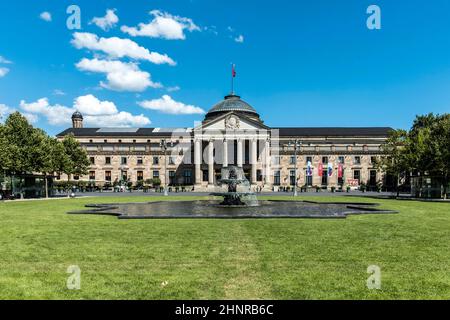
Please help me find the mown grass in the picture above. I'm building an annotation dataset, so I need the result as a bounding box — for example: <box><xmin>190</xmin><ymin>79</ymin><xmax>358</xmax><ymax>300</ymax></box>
<box><xmin>0</xmin><ymin>195</ymin><xmax>449</xmax><ymax>299</ymax></box>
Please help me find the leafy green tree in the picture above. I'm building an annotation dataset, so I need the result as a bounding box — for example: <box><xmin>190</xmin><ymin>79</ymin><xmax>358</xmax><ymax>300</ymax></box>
<box><xmin>375</xmin><ymin>129</ymin><xmax>410</xmax><ymax>197</ymax></box>
<box><xmin>62</xmin><ymin>134</ymin><xmax>90</xmax><ymax>193</ymax></box>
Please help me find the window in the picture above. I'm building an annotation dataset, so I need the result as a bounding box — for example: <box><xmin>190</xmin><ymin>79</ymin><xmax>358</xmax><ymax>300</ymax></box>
<box><xmin>306</xmin><ymin>156</ymin><xmax>312</xmax><ymax>164</ymax></box>
<box><xmin>153</xmin><ymin>157</ymin><xmax>159</xmax><ymax>165</ymax></box>
<box><xmin>89</xmin><ymin>171</ymin><xmax>95</xmax><ymax>180</ymax></box>
<box><xmin>153</xmin><ymin>171</ymin><xmax>160</xmax><ymax>179</ymax></box>
<box><xmin>121</xmin><ymin>157</ymin><xmax>127</xmax><ymax>165</ymax></box>
<box><xmin>137</xmin><ymin>171</ymin><xmax>144</xmax><ymax>181</ymax></box>
<box><xmin>184</xmin><ymin>170</ymin><xmax>193</xmax><ymax>185</ymax></box>
<box><xmin>169</xmin><ymin>156</ymin><xmax>176</xmax><ymax>165</ymax></box>
<box><xmin>338</xmin><ymin>156</ymin><xmax>345</xmax><ymax>164</ymax></box>
<box><xmin>274</xmin><ymin>171</ymin><xmax>281</xmax><ymax>186</ymax></box>
<box><xmin>369</xmin><ymin>170</ymin><xmax>377</xmax><ymax>186</ymax></box>
<box><xmin>169</xmin><ymin>171</ymin><xmax>175</xmax><ymax>185</ymax></box>
<box><xmin>105</xmin><ymin>157</ymin><xmax>111</xmax><ymax>165</ymax></box>
<box><xmin>105</xmin><ymin>171</ymin><xmax>112</xmax><ymax>182</ymax></box>
<box><xmin>322</xmin><ymin>156</ymin><xmax>328</xmax><ymax>164</ymax></box>
<box><xmin>203</xmin><ymin>170</ymin><xmax>208</xmax><ymax>182</ymax></box>
<box><xmin>74</xmin><ymin>175</ymin><xmax>80</xmax><ymax>181</ymax></box>
<box><xmin>290</xmin><ymin>170</ymin><xmax>296</xmax><ymax>186</ymax></box>
<box><xmin>290</xmin><ymin>156</ymin><xmax>296</xmax><ymax>165</ymax></box>
<box><xmin>306</xmin><ymin>173</ymin><xmax>313</xmax><ymax>187</ymax></box>
<box><xmin>273</xmin><ymin>156</ymin><xmax>280</xmax><ymax>165</ymax></box>
<box><xmin>137</xmin><ymin>157</ymin><xmax>143</xmax><ymax>165</ymax></box>
<box><xmin>354</xmin><ymin>156</ymin><xmax>361</xmax><ymax>165</ymax></box>
<box><xmin>322</xmin><ymin>170</ymin><xmax>328</xmax><ymax>186</ymax></box>
<box><xmin>121</xmin><ymin>171</ymin><xmax>128</xmax><ymax>182</ymax></box>
<box><xmin>354</xmin><ymin>170</ymin><xmax>361</xmax><ymax>184</ymax></box>
<box><xmin>371</xmin><ymin>156</ymin><xmax>376</xmax><ymax>164</ymax></box>
<box><xmin>257</xmin><ymin>170</ymin><xmax>263</xmax><ymax>182</ymax></box>
<box><xmin>90</xmin><ymin>157</ymin><xmax>95</xmax><ymax>165</ymax></box>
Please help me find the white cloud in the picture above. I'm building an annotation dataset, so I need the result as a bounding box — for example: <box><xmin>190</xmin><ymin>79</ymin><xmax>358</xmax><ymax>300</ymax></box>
<box><xmin>166</xmin><ymin>86</ymin><xmax>180</xmax><ymax>92</ymax></box>
<box><xmin>0</xmin><ymin>104</ymin><xmax>37</xmax><ymax>123</ymax></box>
<box><xmin>0</xmin><ymin>67</ymin><xmax>9</xmax><ymax>78</ymax></box>
<box><xmin>0</xmin><ymin>56</ymin><xmax>12</xmax><ymax>64</ymax></box>
<box><xmin>235</xmin><ymin>35</ymin><xmax>245</xmax><ymax>43</ymax></box>
<box><xmin>19</xmin><ymin>96</ymin><xmax>151</xmax><ymax>127</ymax></box>
<box><xmin>138</xmin><ymin>95</ymin><xmax>205</xmax><ymax>115</ymax></box>
<box><xmin>40</xmin><ymin>12</ymin><xmax>52</xmax><ymax>22</ymax></box>
<box><xmin>53</xmin><ymin>89</ymin><xmax>66</xmax><ymax>96</ymax></box>
<box><xmin>76</xmin><ymin>58</ymin><xmax>162</xmax><ymax>92</ymax></box>
<box><xmin>91</xmin><ymin>9</ymin><xmax>119</xmax><ymax>31</ymax></box>
<box><xmin>71</xmin><ymin>32</ymin><xmax>176</xmax><ymax>66</ymax></box>
<box><xmin>121</xmin><ymin>10</ymin><xmax>200</xmax><ymax>40</ymax></box>
<box><xmin>74</xmin><ymin>94</ymin><xmax>118</xmax><ymax>115</ymax></box>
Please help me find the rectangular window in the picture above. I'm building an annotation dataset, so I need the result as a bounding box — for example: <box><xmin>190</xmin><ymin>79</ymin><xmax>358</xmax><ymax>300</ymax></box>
<box><xmin>153</xmin><ymin>171</ymin><xmax>160</xmax><ymax>179</ymax></box>
<box><xmin>369</xmin><ymin>170</ymin><xmax>377</xmax><ymax>186</ymax></box>
<box><xmin>137</xmin><ymin>157</ymin><xmax>143</xmax><ymax>165</ymax></box>
<box><xmin>370</xmin><ymin>156</ymin><xmax>376</xmax><ymax>165</ymax></box>
<box><xmin>121</xmin><ymin>171</ymin><xmax>128</xmax><ymax>182</ymax></box>
<box><xmin>338</xmin><ymin>156</ymin><xmax>345</xmax><ymax>164</ymax></box>
<box><xmin>290</xmin><ymin>170</ymin><xmax>296</xmax><ymax>186</ymax></box>
<box><xmin>105</xmin><ymin>157</ymin><xmax>111</xmax><ymax>165</ymax></box>
<box><xmin>137</xmin><ymin>171</ymin><xmax>144</xmax><ymax>181</ymax></box>
<box><xmin>89</xmin><ymin>171</ymin><xmax>95</xmax><ymax>180</ymax></box>
<box><xmin>354</xmin><ymin>170</ymin><xmax>361</xmax><ymax>184</ymax></box>
<box><xmin>354</xmin><ymin>156</ymin><xmax>361</xmax><ymax>165</ymax></box>
<box><xmin>306</xmin><ymin>174</ymin><xmax>313</xmax><ymax>187</ymax></box>
<box><xmin>257</xmin><ymin>170</ymin><xmax>263</xmax><ymax>182</ymax></box>
<box><xmin>322</xmin><ymin>170</ymin><xmax>328</xmax><ymax>186</ymax></box>
<box><xmin>274</xmin><ymin>171</ymin><xmax>281</xmax><ymax>186</ymax></box>
<box><xmin>121</xmin><ymin>157</ymin><xmax>127</xmax><ymax>165</ymax></box>
<box><xmin>203</xmin><ymin>170</ymin><xmax>208</xmax><ymax>182</ymax></box>
<box><xmin>169</xmin><ymin>156</ymin><xmax>176</xmax><ymax>165</ymax></box>
<box><xmin>169</xmin><ymin>171</ymin><xmax>175</xmax><ymax>185</ymax></box>
<box><xmin>306</xmin><ymin>156</ymin><xmax>313</xmax><ymax>164</ymax></box>
<box><xmin>153</xmin><ymin>157</ymin><xmax>159</xmax><ymax>165</ymax></box>
<box><xmin>322</xmin><ymin>156</ymin><xmax>328</xmax><ymax>164</ymax></box>
<box><xmin>184</xmin><ymin>170</ymin><xmax>193</xmax><ymax>185</ymax></box>
<box><xmin>90</xmin><ymin>157</ymin><xmax>95</xmax><ymax>165</ymax></box>
<box><xmin>290</xmin><ymin>156</ymin><xmax>296</xmax><ymax>165</ymax></box>
<box><xmin>105</xmin><ymin>171</ymin><xmax>112</xmax><ymax>182</ymax></box>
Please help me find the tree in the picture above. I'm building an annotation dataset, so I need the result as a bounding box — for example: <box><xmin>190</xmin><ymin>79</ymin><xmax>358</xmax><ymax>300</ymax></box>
<box><xmin>62</xmin><ymin>134</ymin><xmax>90</xmax><ymax>194</ymax></box>
<box><xmin>375</xmin><ymin>129</ymin><xmax>410</xmax><ymax>197</ymax></box>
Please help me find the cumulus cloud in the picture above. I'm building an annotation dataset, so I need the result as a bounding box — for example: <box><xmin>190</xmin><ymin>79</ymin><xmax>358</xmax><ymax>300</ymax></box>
<box><xmin>121</xmin><ymin>10</ymin><xmax>200</xmax><ymax>40</ymax></box>
<box><xmin>138</xmin><ymin>95</ymin><xmax>205</xmax><ymax>115</ymax></box>
<box><xmin>0</xmin><ymin>56</ymin><xmax>12</xmax><ymax>64</ymax></box>
<box><xmin>40</xmin><ymin>12</ymin><xmax>52</xmax><ymax>22</ymax></box>
<box><xmin>19</xmin><ymin>96</ymin><xmax>151</xmax><ymax>127</ymax></box>
<box><xmin>235</xmin><ymin>35</ymin><xmax>245</xmax><ymax>43</ymax></box>
<box><xmin>0</xmin><ymin>104</ymin><xmax>37</xmax><ymax>123</ymax></box>
<box><xmin>76</xmin><ymin>58</ymin><xmax>162</xmax><ymax>92</ymax></box>
<box><xmin>71</xmin><ymin>32</ymin><xmax>176</xmax><ymax>65</ymax></box>
<box><xmin>91</xmin><ymin>9</ymin><xmax>119</xmax><ymax>31</ymax></box>
<box><xmin>0</xmin><ymin>67</ymin><xmax>9</xmax><ymax>78</ymax></box>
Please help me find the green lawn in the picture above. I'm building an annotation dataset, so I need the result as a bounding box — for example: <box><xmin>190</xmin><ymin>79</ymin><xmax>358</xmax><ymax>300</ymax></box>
<box><xmin>0</xmin><ymin>195</ymin><xmax>449</xmax><ymax>300</ymax></box>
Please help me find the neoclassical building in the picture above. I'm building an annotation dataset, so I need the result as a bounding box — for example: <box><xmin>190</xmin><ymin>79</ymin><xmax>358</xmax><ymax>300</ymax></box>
<box><xmin>57</xmin><ymin>93</ymin><xmax>393</xmax><ymax>191</ymax></box>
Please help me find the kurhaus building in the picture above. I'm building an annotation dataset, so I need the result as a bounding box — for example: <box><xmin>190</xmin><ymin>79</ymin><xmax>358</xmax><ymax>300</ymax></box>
<box><xmin>56</xmin><ymin>93</ymin><xmax>392</xmax><ymax>191</ymax></box>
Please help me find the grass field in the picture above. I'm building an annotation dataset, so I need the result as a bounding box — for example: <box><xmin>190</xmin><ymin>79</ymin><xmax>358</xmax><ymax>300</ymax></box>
<box><xmin>0</xmin><ymin>195</ymin><xmax>449</xmax><ymax>300</ymax></box>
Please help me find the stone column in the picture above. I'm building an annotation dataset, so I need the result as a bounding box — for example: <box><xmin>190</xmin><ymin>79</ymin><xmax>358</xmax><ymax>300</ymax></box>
<box><xmin>265</xmin><ymin>139</ymin><xmax>271</xmax><ymax>185</ymax></box>
<box><xmin>223</xmin><ymin>139</ymin><xmax>228</xmax><ymax>168</ymax></box>
<box><xmin>208</xmin><ymin>140</ymin><xmax>214</xmax><ymax>185</ymax></box>
<box><xmin>237</xmin><ymin>139</ymin><xmax>243</xmax><ymax>168</ymax></box>
<box><xmin>251</xmin><ymin>139</ymin><xmax>257</xmax><ymax>184</ymax></box>
<box><xmin>194</xmin><ymin>139</ymin><xmax>202</xmax><ymax>185</ymax></box>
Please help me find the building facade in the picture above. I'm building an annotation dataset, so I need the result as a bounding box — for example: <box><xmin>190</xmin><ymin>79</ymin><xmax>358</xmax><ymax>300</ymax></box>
<box><xmin>56</xmin><ymin>94</ymin><xmax>392</xmax><ymax>191</ymax></box>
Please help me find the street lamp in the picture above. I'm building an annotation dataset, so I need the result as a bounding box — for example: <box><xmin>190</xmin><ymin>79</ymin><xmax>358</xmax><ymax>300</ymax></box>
<box><xmin>160</xmin><ymin>139</ymin><xmax>174</xmax><ymax>197</ymax></box>
<box><xmin>287</xmin><ymin>139</ymin><xmax>302</xmax><ymax>197</ymax></box>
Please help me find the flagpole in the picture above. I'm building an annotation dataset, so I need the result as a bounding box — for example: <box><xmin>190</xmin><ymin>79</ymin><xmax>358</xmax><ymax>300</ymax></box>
<box><xmin>231</xmin><ymin>64</ymin><xmax>234</xmax><ymax>95</ymax></box>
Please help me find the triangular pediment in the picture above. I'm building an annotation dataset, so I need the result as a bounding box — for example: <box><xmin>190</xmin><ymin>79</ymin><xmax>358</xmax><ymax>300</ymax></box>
<box><xmin>195</xmin><ymin>111</ymin><xmax>269</xmax><ymax>132</ymax></box>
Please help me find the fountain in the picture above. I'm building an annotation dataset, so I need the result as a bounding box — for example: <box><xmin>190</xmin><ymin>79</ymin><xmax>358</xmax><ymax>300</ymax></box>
<box><xmin>210</xmin><ymin>166</ymin><xmax>258</xmax><ymax>207</ymax></box>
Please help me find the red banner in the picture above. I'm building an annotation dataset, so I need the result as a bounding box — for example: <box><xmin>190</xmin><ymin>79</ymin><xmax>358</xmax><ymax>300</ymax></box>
<box><xmin>318</xmin><ymin>163</ymin><xmax>323</xmax><ymax>177</ymax></box>
<box><xmin>338</xmin><ymin>164</ymin><xmax>343</xmax><ymax>178</ymax></box>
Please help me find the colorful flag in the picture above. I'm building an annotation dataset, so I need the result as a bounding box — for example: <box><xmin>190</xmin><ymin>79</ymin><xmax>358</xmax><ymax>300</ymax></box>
<box><xmin>318</xmin><ymin>163</ymin><xmax>323</xmax><ymax>177</ymax></box>
<box><xmin>232</xmin><ymin>64</ymin><xmax>236</xmax><ymax>78</ymax></box>
<box><xmin>306</xmin><ymin>161</ymin><xmax>312</xmax><ymax>176</ymax></box>
<box><xmin>338</xmin><ymin>164</ymin><xmax>344</xmax><ymax>178</ymax></box>
<box><xmin>328</xmin><ymin>163</ymin><xmax>333</xmax><ymax>177</ymax></box>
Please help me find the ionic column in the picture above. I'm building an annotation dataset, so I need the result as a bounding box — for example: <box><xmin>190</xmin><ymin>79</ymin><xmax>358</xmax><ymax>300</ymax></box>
<box><xmin>251</xmin><ymin>139</ymin><xmax>257</xmax><ymax>184</ymax></box>
<box><xmin>223</xmin><ymin>139</ymin><xmax>228</xmax><ymax>168</ymax></box>
<box><xmin>208</xmin><ymin>140</ymin><xmax>214</xmax><ymax>185</ymax></box>
<box><xmin>237</xmin><ymin>139</ymin><xmax>243</xmax><ymax>168</ymax></box>
<box><xmin>194</xmin><ymin>139</ymin><xmax>201</xmax><ymax>185</ymax></box>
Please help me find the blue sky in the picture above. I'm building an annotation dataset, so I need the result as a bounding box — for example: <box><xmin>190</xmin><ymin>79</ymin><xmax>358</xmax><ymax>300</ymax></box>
<box><xmin>0</xmin><ymin>0</ymin><xmax>449</xmax><ymax>135</ymax></box>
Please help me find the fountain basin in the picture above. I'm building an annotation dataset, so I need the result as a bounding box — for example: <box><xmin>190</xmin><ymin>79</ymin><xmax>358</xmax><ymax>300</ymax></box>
<box><xmin>68</xmin><ymin>200</ymin><xmax>397</xmax><ymax>219</ymax></box>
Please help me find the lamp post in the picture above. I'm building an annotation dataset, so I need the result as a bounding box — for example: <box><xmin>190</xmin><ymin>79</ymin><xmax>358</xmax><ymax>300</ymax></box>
<box><xmin>287</xmin><ymin>139</ymin><xmax>302</xmax><ymax>197</ymax></box>
<box><xmin>160</xmin><ymin>139</ymin><xmax>174</xmax><ymax>197</ymax></box>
